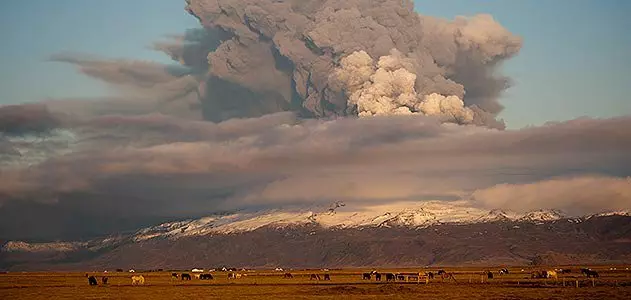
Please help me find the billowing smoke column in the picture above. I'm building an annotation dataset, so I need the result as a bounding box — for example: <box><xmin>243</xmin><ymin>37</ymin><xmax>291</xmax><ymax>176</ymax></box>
<box><xmin>54</xmin><ymin>0</ymin><xmax>522</xmax><ymax>129</ymax></box>
<box><xmin>332</xmin><ymin>50</ymin><xmax>475</xmax><ymax>123</ymax></box>
<box><xmin>183</xmin><ymin>0</ymin><xmax>521</xmax><ymax>128</ymax></box>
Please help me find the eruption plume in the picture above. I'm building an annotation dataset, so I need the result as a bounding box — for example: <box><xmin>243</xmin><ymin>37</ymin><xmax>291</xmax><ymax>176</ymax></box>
<box><xmin>53</xmin><ymin>0</ymin><xmax>522</xmax><ymax>129</ymax></box>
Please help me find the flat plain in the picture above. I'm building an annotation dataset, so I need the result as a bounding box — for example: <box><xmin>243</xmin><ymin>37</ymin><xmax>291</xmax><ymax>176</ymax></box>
<box><xmin>1</xmin><ymin>266</ymin><xmax>630</xmax><ymax>299</ymax></box>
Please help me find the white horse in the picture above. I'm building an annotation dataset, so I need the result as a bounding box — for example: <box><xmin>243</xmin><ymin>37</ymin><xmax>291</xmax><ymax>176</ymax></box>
<box><xmin>131</xmin><ymin>275</ymin><xmax>145</xmax><ymax>285</ymax></box>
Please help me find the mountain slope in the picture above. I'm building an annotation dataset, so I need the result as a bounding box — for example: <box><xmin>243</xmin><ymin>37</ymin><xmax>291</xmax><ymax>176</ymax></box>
<box><xmin>1</xmin><ymin>206</ymin><xmax>630</xmax><ymax>271</ymax></box>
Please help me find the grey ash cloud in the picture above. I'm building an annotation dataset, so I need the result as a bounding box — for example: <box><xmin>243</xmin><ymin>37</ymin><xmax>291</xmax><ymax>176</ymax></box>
<box><xmin>0</xmin><ymin>1</ymin><xmax>628</xmax><ymax>240</ymax></box>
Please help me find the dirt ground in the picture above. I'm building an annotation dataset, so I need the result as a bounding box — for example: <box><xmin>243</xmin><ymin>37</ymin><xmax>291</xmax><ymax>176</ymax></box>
<box><xmin>1</xmin><ymin>266</ymin><xmax>630</xmax><ymax>299</ymax></box>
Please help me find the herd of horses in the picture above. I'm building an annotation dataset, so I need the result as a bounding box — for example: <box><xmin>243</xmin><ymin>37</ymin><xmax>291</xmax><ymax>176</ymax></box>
<box><xmin>85</xmin><ymin>267</ymin><xmax>603</xmax><ymax>286</ymax></box>
<box><xmin>529</xmin><ymin>268</ymin><xmax>599</xmax><ymax>279</ymax></box>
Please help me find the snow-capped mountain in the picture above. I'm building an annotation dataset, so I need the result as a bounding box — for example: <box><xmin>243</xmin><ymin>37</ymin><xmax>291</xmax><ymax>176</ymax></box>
<box><xmin>3</xmin><ymin>201</ymin><xmax>630</xmax><ymax>254</ymax></box>
<box><xmin>2</xmin><ymin>202</ymin><xmax>630</xmax><ymax>271</ymax></box>
<box><xmin>127</xmin><ymin>201</ymin><xmax>630</xmax><ymax>242</ymax></box>
<box><xmin>132</xmin><ymin>200</ymin><xmax>527</xmax><ymax>241</ymax></box>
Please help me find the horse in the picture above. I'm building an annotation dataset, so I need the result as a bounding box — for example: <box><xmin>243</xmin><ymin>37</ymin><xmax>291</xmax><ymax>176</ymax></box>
<box><xmin>426</xmin><ymin>272</ymin><xmax>434</xmax><ymax>279</ymax></box>
<box><xmin>362</xmin><ymin>273</ymin><xmax>372</xmax><ymax>280</ymax></box>
<box><xmin>171</xmin><ymin>273</ymin><xmax>179</xmax><ymax>280</ymax></box>
<box><xmin>199</xmin><ymin>274</ymin><xmax>213</xmax><ymax>280</ymax></box>
<box><xmin>546</xmin><ymin>270</ymin><xmax>558</xmax><ymax>279</ymax></box>
<box><xmin>374</xmin><ymin>273</ymin><xmax>382</xmax><ymax>281</ymax></box>
<box><xmin>487</xmin><ymin>271</ymin><xmax>494</xmax><ymax>279</ymax></box>
<box><xmin>228</xmin><ymin>273</ymin><xmax>236</xmax><ymax>279</ymax></box>
<box><xmin>531</xmin><ymin>270</ymin><xmax>546</xmax><ymax>279</ymax></box>
<box><xmin>385</xmin><ymin>273</ymin><xmax>396</xmax><ymax>281</ymax></box>
<box><xmin>310</xmin><ymin>274</ymin><xmax>321</xmax><ymax>280</ymax></box>
<box><xmin>181</xmin><ymin>273</ymin><xmax>192</xmax><ymax>280</ymax></box>
<box><xmin>101</xmin><ymin>276</ymin><xmax>108</xmax><ymax>285</ymax></box>
<box><xmin>441</xmin><ymin>272</ymin><xmax>457</xmax><ymax>282</ymax></box>
<box><xmin>323</xmin><ymin>274</ymin><xmax>331</xmax><ymax>281</ymax></box>
<box><xmin>560</xmin><ymin>269</ymin><xmax>572</xmax><ymax>274</ymax></box>
<box><xmin>437</xmin><ymin>270</ymin><xmax>446</xmax><ymax>275</ymax></box>
<box><xmin>131</xmin><ymin>275</ymin><xmax>145</xmax><ymax>285</ymax></box>
<box><xmin>499</xmin><ymin>268</ymin><xmax>509</xmax><ymax>275</ymax></box>
<box><xmin>283</xmin><ymin>273</ymin><xmax>294</xmax><ymax>279</ymax></box>
<box><xmin>581</xmin><ymin>268</ymin><xmax>599</xmax><ymax>278</ymax></box>
<box><xmin>88</xmin><ymin>276</ymin><xmax>98</xmax><ymax>286</ymax></box>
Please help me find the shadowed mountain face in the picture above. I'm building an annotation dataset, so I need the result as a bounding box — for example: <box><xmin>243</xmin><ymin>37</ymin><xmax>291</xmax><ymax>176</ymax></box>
<box><xmin>1</xmin><ymin>216</ymin><xmax>629</xmax><ymax>271</ymax></box>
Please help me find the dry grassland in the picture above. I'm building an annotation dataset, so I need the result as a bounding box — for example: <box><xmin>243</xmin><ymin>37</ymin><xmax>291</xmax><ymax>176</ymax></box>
<box><xmin>1</xmin><ymin>266</ymin><xmax>630</xmax><ymax>299</ymax></box>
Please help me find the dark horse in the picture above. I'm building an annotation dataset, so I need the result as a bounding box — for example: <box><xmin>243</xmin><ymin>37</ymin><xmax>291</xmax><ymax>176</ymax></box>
<box><xmin>374</xmin><ymin>273</ymin><xmax>382</xmax><ymax>281</ymax></box>
<box><xmin>199</xmin><ymin>274</ymin><xmax>213</xmax><ymax>280</ymax></box>
<box><xmin>101</xmin><ymin>276</ymin><xmax>109</xmax><ymax>285</ymax></box>
<box><xmin>310</xmin><ymin>274</ymin><xmax>321</xmax><ymax>280</ymax></box>
<box><xmin>362</xmin><ymin>273</ymin><xmax>372</xmax><ymax>280</ymax></box>
<box><xmin>323</xmin><ymin>274</ymin><xmax>331</xmax><ymax>281</ymax></box>
<box><xmin>426</xmin><ymin>272</ymin><xmax>434</xmax><ymax>279</ymax></box>
<box><xmin>88</xmin><ymin>276</ymin><xmax>98</xmax><ymax>286</ymax></box>
<box><xmin>581</xmin><ymin>268</ymin><xmax>599</xmax><ymax>278</ymax></box>
<box><xmin>181</xmin><ymin>273</ymin><xmax>192</xmax><ymax>280</ymax></box>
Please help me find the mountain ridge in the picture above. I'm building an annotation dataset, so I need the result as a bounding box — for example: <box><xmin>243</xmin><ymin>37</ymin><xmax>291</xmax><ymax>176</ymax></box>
<box><xmin>1</xmin><ymin>202</ymin><xmax>630</xmax><ymax>271</ymax></box>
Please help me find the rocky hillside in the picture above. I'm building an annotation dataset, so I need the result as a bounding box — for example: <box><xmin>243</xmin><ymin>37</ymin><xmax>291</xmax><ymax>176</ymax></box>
<box><xmin>2</xmin><ymin>214</ymin><xmax>630</xmax><ymax>271</ymax></box>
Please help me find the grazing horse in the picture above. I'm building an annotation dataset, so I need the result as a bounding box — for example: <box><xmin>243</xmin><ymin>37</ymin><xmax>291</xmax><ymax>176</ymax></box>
<box><xmin>546</xmin><ymin>270</ymin><xmax>558</xmax><ymax>279</ymax></box>
<box><xmin>101</xmin><ymin>276</ymin><xmax>109</xmax><ymax>285</ymax></box>
<box><xmin>199</xmin><ymin>274</ymin><xmax>213</xmax><ymax>280</ymax></box>
<box><xmin>310</xmin><ymin>274</ymin><xmax>321</xmax><ymax>280</ymax></box>
<box><xmin>362</xmin><ymin>273</ymin><xmax>372</xmax><ymax>280</ymax></box>
<box><xmin>283</xmin><ymin>273</ymin><xmax>294</xmax><ymax>279</ymax></box>
<box><xmin>374</xmin><ymin>273</ymin><xmax>382</xmax><ymax>281</ymax></box>
<box><xmin>181</xmin><ymin>273</ymin><xmax>192</xmax><ymax>280</ymax></box>
<box><xmin>531</xmin><ymin>270</ymin><xmax>546</xmax><ymax>279</ymax></box>
<box><xmin>581</xmin><ymin>268</ymin><xmax>599</xmax><ymax>278</ymax></box>
<box><xmin>88</xmin><ymin>276</ymin><xmax>98</xmax><ymax>286</ymax></box>
<box><xmin>131</xmin><ymin>275</ymin><xmax>145</xmax><ymax>285</ymax></box>
<box><xmin>441</xmin><ymin>272</ymin><xmax>457</xmax><ymax>282</ymax></box>
<box><xmin>323</xmin><ymin>274</ymin><xmax>331</xmax><ymax>281</ymax></box>
<box><xmin>385</xmin><ymin>273</ymin><xmax>396</xmax><ymax>281</ymax></box>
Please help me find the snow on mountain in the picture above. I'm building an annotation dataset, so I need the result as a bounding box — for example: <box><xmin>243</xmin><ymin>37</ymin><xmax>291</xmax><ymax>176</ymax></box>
<box><xmin>132</xmin><ymin>201</ymin><xmax>568</xmax><ymax>241</ymax></box>
<box><xmin>519</xmin><ymin>209</ymin><xmax>565</xmax><ymax>224</ymax></box>
<box><xmin>1</xmin><ymin>241</ymin><xmax>85</xmax><ymax>253</ymax></box>
<box><xmin>589</xmin><ymin>210</ymin><xmax>631</xmax><ymax>218</ymax></box>
<box><xmin>4</xmin><ymin>201</ymin><xmax>630</xmax><ymax>254</ymax></box>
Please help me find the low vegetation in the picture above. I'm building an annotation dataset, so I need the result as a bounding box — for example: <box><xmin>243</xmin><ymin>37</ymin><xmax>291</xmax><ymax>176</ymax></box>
<box><xmin>1</xmin><ymin>266</ymin><xmax>630</xmax><ymax>299</ymax></box>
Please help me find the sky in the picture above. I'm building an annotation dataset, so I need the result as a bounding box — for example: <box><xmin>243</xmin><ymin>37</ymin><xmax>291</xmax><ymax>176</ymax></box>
<box><xmin>0</xmin><ymin>1</ymin><xmax>630</xmax><ymax>241</ymax></box>
<box><xmin>0</xmin><ymin>0</ymin><xmax>629</xmax><ymax>129</ymax></box>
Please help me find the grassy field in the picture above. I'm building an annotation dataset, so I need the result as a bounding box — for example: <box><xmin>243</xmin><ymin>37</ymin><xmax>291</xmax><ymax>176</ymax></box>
<box><xmin>1</xmin><ymin>266</ymin><xmax>630</xmax><ymax>299</ymax></box>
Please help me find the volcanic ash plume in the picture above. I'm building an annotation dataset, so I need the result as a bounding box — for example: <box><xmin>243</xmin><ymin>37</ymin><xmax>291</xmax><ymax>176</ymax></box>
<box><xmin>181</xmin><ymin>0</ymin><xmax>521</xmax><ymax>128</ymax></box>
<box><xmin>51</xmin><ymin>1</ymin><xmax>521</xmax><ymax>129</ymax></box>
<box><xmin>331</xmin><ymin>50</ymin><xmax>475</xmax><ymax>124</ymax></box>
